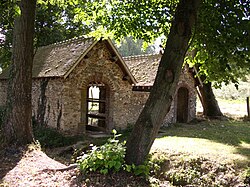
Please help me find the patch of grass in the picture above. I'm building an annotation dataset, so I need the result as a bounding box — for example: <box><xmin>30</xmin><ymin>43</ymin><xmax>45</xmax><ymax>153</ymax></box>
<box><xmin>155</xmin><ymin>121</ymin><xmax>250</xmax><ymax>165</ymax></box>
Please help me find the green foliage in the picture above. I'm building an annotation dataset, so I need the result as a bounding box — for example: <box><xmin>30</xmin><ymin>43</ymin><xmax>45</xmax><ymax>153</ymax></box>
<box><xmin>80</xmin><ymin>0</ymin><xmax>176</xmax><ymax>42</ymax></box>
<box><xmin>77</xmin><ymin>129</ymin><xmax>152</xmax><ymax>176</ymax></box>
<box><xmin>116</xmin><ymin>36</ymin><xmax>155</xmax><ymax>57</ymax></box>
<box><xmin>190</xmin><ymin>0</ymin><xmax>250</xmax><ymax>87</ymax></box>
<box><xmin>0</xmin><ymin>1</ymin><xmax>92</xmax><ymax>69</ymax></box>
<box><xmin>167</xmin><ymin>157</ymin><xmax>204</xmax><ymax>186</ymax></box>
<box><xmin>164</xmin><ymin>155</ymin><xmax>243</xmax><ymax>186</ymax></box>
<box><xmin>80</xmin><ymin>0</ymin><xmax>249</xmax><ymax>87</ymax></box>
<box><xmin>150</xmin><ymin>153</ymin><xmax>170</xmax><ymax>178</ymax></box>
<box><xmin>33</xmin><ymin>123</ymin><xmax>82</xmax><ymax>148</ymax></box>
<box><xmin>77</xmin><ymin>129</ymin><xmax>126</xmax><ymax>174</ymax></box>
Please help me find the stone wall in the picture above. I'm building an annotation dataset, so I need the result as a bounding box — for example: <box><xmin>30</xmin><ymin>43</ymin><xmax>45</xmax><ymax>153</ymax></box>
<box><xmin>32</xmin><ymin>78</ymin><xmax>65</xmax><ymax>132</ymax></box>
<box><xmin>62</xmin><ymin>41</ymin><xmax>135</xmax><ymax>133</ymax></box>
<box><xmin>0</xmin><ymin>42</ymin><xmax>196</xmax><ymax>136</ymax></box>
<box><xmin>125</xmin><ymin>68</ymin><xmax>197</xmax><ymax>126</ymax></box>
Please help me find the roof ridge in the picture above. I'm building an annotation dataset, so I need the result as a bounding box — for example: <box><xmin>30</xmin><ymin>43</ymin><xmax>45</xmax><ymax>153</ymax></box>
<box><xmin>123</xmin><ymin>53</ymin><xmax>161</xmax><ymax>60</ymax></box>
<box><xmin>38</xmin><ymin>35</ymin><xmax>93</xmax><ymax>49</ymax></box>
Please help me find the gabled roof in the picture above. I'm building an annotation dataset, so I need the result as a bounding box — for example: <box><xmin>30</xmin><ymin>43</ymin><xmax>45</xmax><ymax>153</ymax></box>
<box><xmin>0</xmin><ymin>37</ymin><xmax>136</xmax><ymax>84</ymax></box>
<box><xmin>124</xmin><ymin>54</ymin><xmax>162</xmax><ymax>86</ymax></box>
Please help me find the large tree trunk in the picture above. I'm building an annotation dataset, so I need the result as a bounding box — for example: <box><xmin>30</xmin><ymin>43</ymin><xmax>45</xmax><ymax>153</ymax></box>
<box><xmin>198</xmin><ymin>81</ymin><xmax>223</xmax><ymax>117</ymax></box>
<box><xmin>2</xmin><ymin>0</ymin><xmax>37</xmax><ymax>145</ymax></box>
<box><xmin>125</xmin><ymin>0</ymin><xmax>201</xmax><ymax>165</ymax></box>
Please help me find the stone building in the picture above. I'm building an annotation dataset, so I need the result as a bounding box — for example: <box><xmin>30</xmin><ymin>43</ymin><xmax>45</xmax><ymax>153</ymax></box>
<box><xmin>0</xmin><ymin>37</ymin><xmax>196</xmax><ymax>135</ymax></box>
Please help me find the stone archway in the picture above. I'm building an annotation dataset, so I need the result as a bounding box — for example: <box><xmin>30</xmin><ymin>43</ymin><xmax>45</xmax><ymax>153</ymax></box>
<box><xmin>177</xmin><ymin>87</ymin><xmax>189</xmax><ymax>123</ymax></box>
<box><xmin>79</xmin><ymin>74</ymin><xmax>115</xmax><ymax>133</ymax></box>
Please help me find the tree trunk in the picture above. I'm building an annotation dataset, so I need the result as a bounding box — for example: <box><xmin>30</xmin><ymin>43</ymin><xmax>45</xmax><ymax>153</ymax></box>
<box><xmin>2</xmin><ymin>0</ymin><xmax>37</xmax><ymax>145</ymax></box>
<box><xmin>125</xmin><ymin>0</ymin><xmax>201</xmax><ymax>165</ymax></box>
<box><xmin>198</xmin><ymin>82</ymin><xmax>223</xmax><ymax>117</ymax></box>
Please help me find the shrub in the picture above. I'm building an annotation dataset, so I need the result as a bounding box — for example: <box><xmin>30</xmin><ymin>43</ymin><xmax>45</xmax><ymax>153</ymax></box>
<box><xmin>77</xmin><ymin>129</ymin><xmax>126</xmax><ymax>174</ymax></box>
<box><xmin>77</xmin><ymin>129</ymin><xmax>153</xmax><ymax>177</ymax></box>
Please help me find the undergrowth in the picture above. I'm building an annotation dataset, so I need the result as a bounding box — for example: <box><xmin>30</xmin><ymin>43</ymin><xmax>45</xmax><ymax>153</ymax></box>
<box><xmin>33</xmin><ymin>124</ymin><xmax>82</xmax><ymax>148</ymax></box>
<box><xmin>77</xmin><ymin>129</ymin><xmax>151</xmax><ymax>176</ymax></box>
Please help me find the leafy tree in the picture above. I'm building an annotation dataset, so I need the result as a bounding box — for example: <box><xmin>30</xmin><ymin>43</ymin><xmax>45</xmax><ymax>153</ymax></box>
<box><xmin>116</xmin><ymin>36</ymin><xmax>155</xmax><ymax>57</ymax></box>
<box><xmin>0</xmin><ymin>1</ymin><xmax>91</xmax><ymax>69</ymax></box>
<box><xmin>0</xmin><ymin>0</ymin><xmax>91</xmax><ymax>145</ymax></box>
<box><xmin>188</xmin><ymin>0</ymin><xmax>250</xmax><ymax>116</ymax></box>
<box><xmin>192</xmin><ymin>0</ymin><xmax>249</xmax><ymax>87</ymax></box>
<box><xmin>79</xmin><ymin>0</ymin><xmax>200</xmax><ymax>165</ymax></box>
<box><xmin>80</xmin><ymin>0</ymin><xmax>249</xmax><ymax>164</ymax></box>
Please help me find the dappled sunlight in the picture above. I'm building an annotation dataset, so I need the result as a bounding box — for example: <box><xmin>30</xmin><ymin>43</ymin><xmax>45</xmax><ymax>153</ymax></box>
<box><xmin>239</xmin><ymin>141</ymin><xmax>250</xmax><ymax>149</ymax></box>
<box><xmin>151</xmin><ymin>136</ymin><xmax>249</xmax><ymax>164</ymax></box>
<box><xmin>2</xmin><ymin>149</ymin><xmax>77</xmax><ymax>186</ymax></box>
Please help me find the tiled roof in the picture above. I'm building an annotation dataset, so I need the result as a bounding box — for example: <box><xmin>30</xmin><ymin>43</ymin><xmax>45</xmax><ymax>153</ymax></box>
<box><xmin>32</xmin><ymin>37</ymin><xmax>95</xmax><ymax>78</ymax></box>
<box><xmin>124</xmin><ymin>54</ymin><xmax>162</xmax><ymax>86</ymax></box>
<box><xmin>0</xmin><ymin>37</ymin><xmax>136</xmax><ymax>84</ymax></box>
<box><xmin>0</xmin><ymin>37</ymin><xmax>95</xmax><ymax>79</ymax></box>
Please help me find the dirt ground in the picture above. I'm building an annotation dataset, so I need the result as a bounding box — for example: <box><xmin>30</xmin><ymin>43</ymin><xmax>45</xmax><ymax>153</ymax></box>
<box><xmin>0</xmin><ymin>146</ymin><xmax>151</xmax><ymax>187</ymax></box>
<box><xmin>0</xmin><ymin>147</ymin><xmax>79</xmax><ymax>187</ymax></box>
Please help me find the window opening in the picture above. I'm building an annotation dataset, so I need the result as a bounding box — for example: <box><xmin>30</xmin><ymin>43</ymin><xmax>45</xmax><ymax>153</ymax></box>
<box><xmin>86</xmin><ymin>83</ymin><xmax>107</xmax><ymax>131</ymax></box>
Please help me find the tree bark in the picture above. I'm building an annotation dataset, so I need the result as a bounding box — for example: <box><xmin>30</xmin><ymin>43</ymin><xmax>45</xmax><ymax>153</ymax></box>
<box><xmin>198</xmin><ymin>81</ymin><xmax>223</xmax><ymax>117</ymax></box>
<box><xmin>2</xmin><ymin>0</ymin><xmax>37</xmax><ymax>145</ymax></box>
<box><xmin>125</xmin><ymin>0</ymin><xmax>201</xmax><ymax>165</ymax></box>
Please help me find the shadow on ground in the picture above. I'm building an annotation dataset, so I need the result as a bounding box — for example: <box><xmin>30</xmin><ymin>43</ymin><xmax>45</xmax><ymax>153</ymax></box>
<box><xmin>0</xmin><ymin>145</ymin><xmax>26</xmax><ymax>180</ymax></box>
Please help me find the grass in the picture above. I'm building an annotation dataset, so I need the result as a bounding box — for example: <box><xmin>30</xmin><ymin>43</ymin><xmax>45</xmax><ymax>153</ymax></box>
<box><xmin>153</xmin><ymin>121</ymin><xmax>250</xmax><ymax>166</ymax></box>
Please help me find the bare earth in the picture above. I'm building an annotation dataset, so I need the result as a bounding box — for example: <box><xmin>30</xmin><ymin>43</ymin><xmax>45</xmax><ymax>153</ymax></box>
<box><xmin>0</xmin><ymin>147</ymin><xmax>150</xmax><ymax>187</ymax></box>
<box><xmin>1</xmin><ymin>148</ymin><xmax>79</xmax><ymax>187</ymax></box>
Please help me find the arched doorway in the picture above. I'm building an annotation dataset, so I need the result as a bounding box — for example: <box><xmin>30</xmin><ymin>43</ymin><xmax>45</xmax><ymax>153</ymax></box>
<box><xmin>177</xmin><ymin>87</ymin><xmax>189</xmax><ymax>123</ymax></box>
<box><xmin>86</xmin><ymin>82</ymin><xmax>109</xmax><ymax>132</ymax></box>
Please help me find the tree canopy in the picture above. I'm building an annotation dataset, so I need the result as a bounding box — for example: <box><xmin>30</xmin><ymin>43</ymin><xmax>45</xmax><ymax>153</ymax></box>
<box><xmin>116</xmin><ymin>36</ymin><xmax>156</xmax><ymax>56</ymax></box>
<box><xmin>79</xmin><ymin>0</ymin><xmax>249</xmax><ymax>87</ymax></box>
<box><xmin>190</xmin><ymin>0</ymin><xmax>249</xmax><ymax>87</ymax></box>
<box><xmin>1</xmin><ymin>0</ymin><xmax>248</xmax><ymax>163</ymax></box>
<box><xmin>0</xmin><ymin>0</ymin><xmax>91</xmax><ymax>68</ymax></box>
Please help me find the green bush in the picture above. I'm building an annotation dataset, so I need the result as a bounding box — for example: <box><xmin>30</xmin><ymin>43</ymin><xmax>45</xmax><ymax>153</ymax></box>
<box><xmin>77</xmin><ymin>129</ymin><xmax>152</xmax><ymax>176</ymax></box>
<box><xmin>77</xmin><ymin>129</ymin><xmax>126</xmax><ymax>174</ymax></box>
